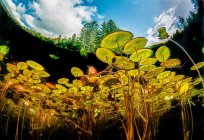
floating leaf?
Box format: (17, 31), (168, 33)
(46, 82), (56, 89)
(32, 70), (50, 78)
(84, 100), (94, 106)
(23, 69), (32, 78)
(157, 27), (169, 39)
(193, 78), (202, 86)
(129, 49), (152, 62)
(0, 45), (9, 55)
(71, 67), (84, 77)
(146, 67), (165, 78)
(114, 56), (135, 70)
(0, 53), (4, 61)
(26, 60), (44, 70)
(179, 83), (189, 94)
(101, 31), (133, 49)
(56, 84), (67, 92)
(124, 37), (147, 54)
(58, 78), (69, 84)
(157, 71), (171, 79)
(155, 46), (170, 62)
(49, 54), (59, 60)
(140, 58), (157, 65)
(190, 62), (204, 70)
(140, 65), (156, 71)
(6, 63), (19, 72)
(96, 48), (115, 64)
(160, 59), (181, 68)
(17, 62), (28, 70)
(72, 80), (83, 87)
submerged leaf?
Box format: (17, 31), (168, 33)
(96, 48), (115, 64)
(129, 49), (152, 62)
(190, 62), (204, 70)
(0, 45), (9, 55)
(114, 56), (135, 70)
(124, 37), (147, 54)
(101, 31), (133, 49)
(26, 60), (45, 70)
(155, 46), (170, 62)
(160, 59), (181, 68)
(71, 67), (84, 77)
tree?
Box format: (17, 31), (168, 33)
(79, 20), (100, 56)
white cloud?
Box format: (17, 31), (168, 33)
(146, 6), (182, 46)
(3, 0), (97, 38)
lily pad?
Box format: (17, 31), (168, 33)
(96, 48), (115, 64)
(114, 56), (135, 70)
(26, 60), (45, 70)
(101, 31), (133, 49)
(130, 49), (153, 62)
(58, 78), (69, 84)
(0, 53), (4, 61)
(71, 67), (84, 77)
(146, 67), (165, 78)
(160, 59), (181, 68)
(0, 45), (9, 55)
(124, 37), (147, 54)
(17, 62), (28, 70)
(190, 62), (204, 70)
(157, 27), (169, 39)
(140, 58), (157, 65)
(155, 46), (170, 62)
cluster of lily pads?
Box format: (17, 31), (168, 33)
(0, 30), (204, 138)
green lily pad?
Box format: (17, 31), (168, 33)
(26, 60), (45, 70)
(49, 54), (60, 60)
(17, 62), (28, 70)
(114, 56), (135, 70)
(96, 48), (116, 64)
(0, 45), (9, 55)
(129, 49), (153, 62)
(124, 37), (147, 54)
(57, 78), (69, 84)
(157, 27), (169, 39)
(101, 31), (133, 49)
(71, 67), (84, 77)
(155, 46), (170, 62)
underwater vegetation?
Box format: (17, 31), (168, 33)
(0, 28), (204, 140)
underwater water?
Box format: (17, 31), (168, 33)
(0, 0), (204, 140)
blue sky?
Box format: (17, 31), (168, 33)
(1, 0), (195, 45)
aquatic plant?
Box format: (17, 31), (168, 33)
(0, 29), (204, 140)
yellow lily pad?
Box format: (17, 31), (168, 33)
(101, 31), (133, 49)
(155, 46), (170, 62)
(114, 56), (135, 70)
(71, 67), (84, 77)
(129, 49), (153, 62)
(57, 78), (69, 84)
(26, 60), (44, 70)
(124, 37), (147, 54)
(96, 48), (116, 64)
(190, 62), (204, 70)
(160, 59), (181, 68)
(17, 62), (28, 70)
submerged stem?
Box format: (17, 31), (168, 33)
(169, 39), (204, 87)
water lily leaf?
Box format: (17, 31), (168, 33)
(101, 31), (133, 49)
(56, 84), (67, 92)
(72, 80), (83, 87)
(157, 71), (171, 79)
(157, 27), (169, 39)
(179, 83), (189, 94)
(146, 67), (165, 78)
(32, 70), (50, 78)
(0, 45), (9, 55)
(0, 53), (4, 61)
(23, 69), (32, 78)
(160, 59), (181, 68)
(96, 48), (115, 64)
(114, 56), (135, 70)
(49, 54), (59, 60)
(58, 78), (69, 84)
(173, 75), (185, 81)
(190, 62), (204, 70)
(17, 62), (28, 70)
(28, 78), (41, 84)
(124, 37), (147, 54)
(71, 67), (84, 77)
(139, 65), (156, 71)
(26, 60), (45, 70)
(140, 58), (157, 65)
(193, 78), (202, 86)
(6, 63), (19, 72)
(155, 46), (170, 62)
(45, 82), (56, 89)
(129, 49), (153, 62)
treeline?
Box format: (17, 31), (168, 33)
(50, 20), (120, 56)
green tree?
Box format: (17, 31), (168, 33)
(79, 20), (99, 56)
